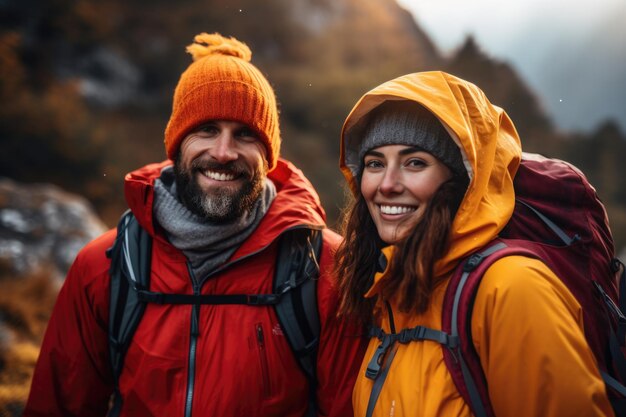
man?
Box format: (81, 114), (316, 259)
(24, 33), (365, 417)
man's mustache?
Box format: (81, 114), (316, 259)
(190, 158), (252, 180)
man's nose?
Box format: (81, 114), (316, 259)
(209, 132), (238, 163)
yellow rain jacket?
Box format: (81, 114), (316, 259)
(340, 71), (614, 417)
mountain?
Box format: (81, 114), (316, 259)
(445, 37), (626, 251)
(1, 0), (626, 413)
(0, 0), (624, 243)
(445, 37), (554, 145)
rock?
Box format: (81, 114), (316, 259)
(0, 177), (107, 280)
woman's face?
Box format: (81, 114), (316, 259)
(360, 145), (453, 244)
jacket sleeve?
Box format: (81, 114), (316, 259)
(23, 235), (114, 417)
(472, 255), (615, 417)
(314, 230), (368, 417)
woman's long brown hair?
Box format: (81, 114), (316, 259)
(335, 175), (468, 323)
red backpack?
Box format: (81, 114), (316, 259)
(441, 152), (626, 417)
(365, 153), (626, 417)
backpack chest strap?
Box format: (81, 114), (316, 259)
(363, 324), (459, 417)
(136, 289), (283, 305)
(366, 325), (458, 380)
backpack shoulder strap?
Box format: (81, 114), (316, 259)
(273, 227), (323, 416)
(441, 239), (539, 417)
(106, 210), (152, 416)
(105, 221), (323, 415)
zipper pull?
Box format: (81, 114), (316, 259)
(256, 324), (265, 346)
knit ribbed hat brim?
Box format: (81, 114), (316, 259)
(349, 100), (466, 179)
(164, 33), (280, 171)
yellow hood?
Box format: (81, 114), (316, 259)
(340, 71), (522, 276)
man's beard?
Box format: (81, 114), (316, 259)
(174, 156), (266, 222)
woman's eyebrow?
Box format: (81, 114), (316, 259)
(399, 146), (424, 156)
(364, 150), (384, 157)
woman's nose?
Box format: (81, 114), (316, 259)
(378, 168), (404, 195)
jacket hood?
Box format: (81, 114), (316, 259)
(124, 158), (327, 259)
(340, 71), (522, 275)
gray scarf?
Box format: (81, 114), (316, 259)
(153, 165), (276, 283)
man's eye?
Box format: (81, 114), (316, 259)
(198, 125), (219, 135)
(236, 128), (258, 141)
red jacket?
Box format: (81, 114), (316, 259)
(24, 159), (366, 417)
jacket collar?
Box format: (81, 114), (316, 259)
(124, 158), (327, 261)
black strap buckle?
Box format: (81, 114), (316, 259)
(398, 326), (425, 344)
(365, 337), (393, 380)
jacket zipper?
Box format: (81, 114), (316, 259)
(181, 227), (321, 414)
(256, 323), (271, 398)
(184, 267), (200, 417)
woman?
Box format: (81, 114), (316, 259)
(335, 71), (614, 417)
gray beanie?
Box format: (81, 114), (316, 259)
(356, 101), (466, 178)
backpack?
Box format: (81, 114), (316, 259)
(105, 211), (323, 417)
(365, 152), (626, 417)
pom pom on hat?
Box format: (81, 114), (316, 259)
(164, 33), (281, 171)
(186, 33), (252, 62)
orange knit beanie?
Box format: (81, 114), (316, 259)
(164, 33), (281, 171)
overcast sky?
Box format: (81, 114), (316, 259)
(397, 0), (626, 133)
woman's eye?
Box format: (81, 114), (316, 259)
(364, 159), (384, 169)
(406, 158), (426, 168)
